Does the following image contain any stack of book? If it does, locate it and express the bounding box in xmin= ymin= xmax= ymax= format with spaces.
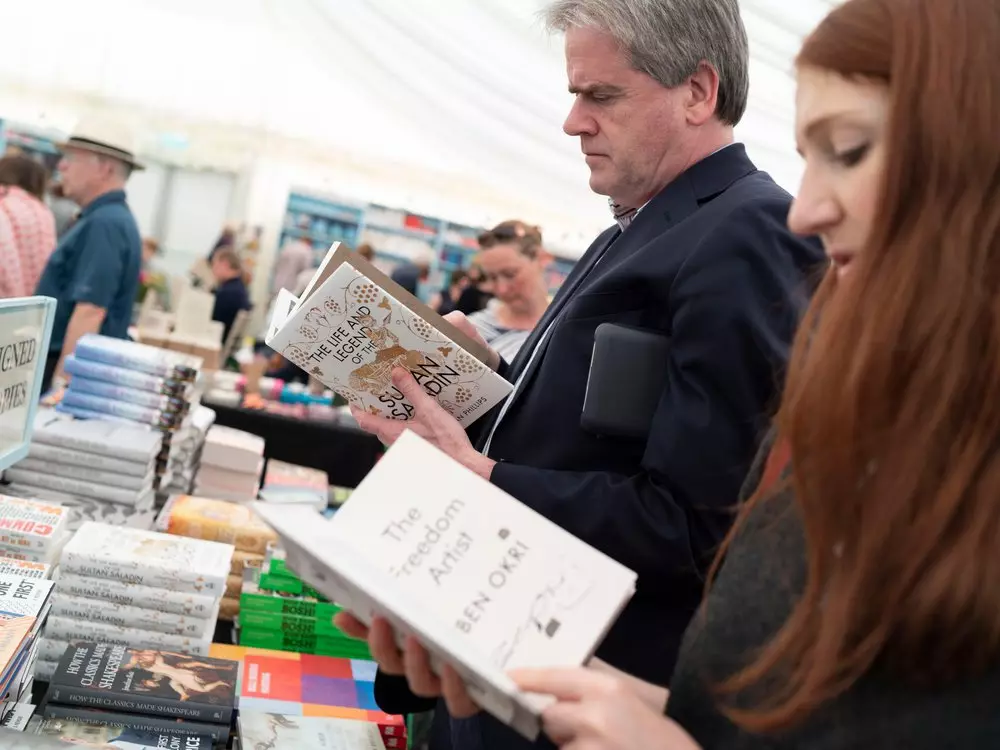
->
xmin=40 ymin=642 xmax=237 ymax=746
xmin=259 ymin=460 xmax=329 ymax=512
xmin=36 ymin=523 xmax=234 ymax=680
xmin=3 ymin=414 xmax=161 ymax=529
xmin=194 ymin=426 xmax=265 ymax=504
xmin=0 ymin=565 xmax=55 ymax=726
xmin=0 ymin=497 xmax=71 ymax=567
xmin=159 ymin=405 xmax=216 ymax=498
xmin=209 ymin=643 xmax=406 ymax=749
xmin=156 ymin=495 xmax=275 ymax=622
xmin=238 ymin=548 xmax=370 ymax=659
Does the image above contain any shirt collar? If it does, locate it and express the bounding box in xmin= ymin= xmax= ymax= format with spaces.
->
xmin=81 ymin=189 xmax=126 ymax=217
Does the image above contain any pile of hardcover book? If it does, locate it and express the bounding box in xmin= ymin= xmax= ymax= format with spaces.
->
xmin=159 ymin=404 xmax=216 ymax=498
xmin=238 ymin=547 xmax=370 ymax=659
xmin=156 ymin=495 xmax=276 ymax=622
xmin=258 ymin=459 xmax=330 ymax=512
xmin=47 ymin=334 xmax=203 ymax=495
xmin=36 ymin=523 xmax=234 ymax=681
xmin=38 ymin=642 xmax=237 ymax=747
xmin=0 ymin=559 xmax=56 ymax=727
xmin=4 ymin=413 xmax=162 ymax=531
xmin=193 ymin=426 xmax=265 ymax=504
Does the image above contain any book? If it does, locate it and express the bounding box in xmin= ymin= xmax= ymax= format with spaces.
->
xmin=1 ymin=471 xmax=149 ymax=508
xmin=265 ymin=243 xmax=513 ymax=428
xmin=0 ymin=574 xmax=53 ymax=622
xmin=40 ymin=704 xmax=227 ymax=744
xmin=237 ymin=712 xmax=385 ymax=750
xmin=42 ymin=617 xmax=215 ymax=657
xmin=53 ymin=572 xmax=217 ymax=618
xmin=1 ymin=702 xmax=34 ymax=730
xmin=48 ymin=595 xmax=212 ymax=638
xmin=199 ymin=426 xmax=264 ymax=473
xmin=239 ymin=578 xmax=341 ymax=620
xmin=0 ymin=560 xmax=49 ymax=580
xmin=156 ymin=496 xmax=277 ymax=555
xmin=13 ymin=458 xmax=154 ymax=492
xmin=27 ymin=442 xmax=153 ymax=478
xmin=34 ymin=716 xmax=213 ymax=749
xmin=32 ymin=410 xmax=162 ymax=464
xmin=63 ymin=355 xmax=193 ymax=398
xmin=0 ymin=497 xmax=70 ymax=555
xmin=252 ymin=430 xmax=638 ymax=740
xmin=260 ymin=460 xmax=329 ymax=510
xmin=58 ymin=391 xmax=185 ymax=429
xmin=59 ymin=523 xmax=234 ymax=596
xmin=73 ymin=335 xmax=200 ymax=381
xmin=46 ymin=643 xmax=238 ymax=724
xmin=237 ymin=628 xmax=371 ymax=659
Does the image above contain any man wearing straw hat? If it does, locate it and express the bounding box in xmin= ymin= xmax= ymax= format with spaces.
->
xmin=35 ymin=117 xmax=145 ymax=392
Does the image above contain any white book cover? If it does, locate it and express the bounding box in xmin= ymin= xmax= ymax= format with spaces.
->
xmin=265 ymin=244 xmax=512 ymax=428
xmin=0 ymin=561 xmax=49 ymax=580
xmin=48 ymin=593 xmax=211 ymax=637
xmin=42 ymin=614 xmax=214 ymax=656
xmin=0 ymin=575 xmax=53 ymax=621
xmin=59 ymin=522 xmax=233 ymax=595
xmin=0 ymin=497 xmax=70 ymax=553
xmin=52 ymin=571 xmax=217 ymax=618
xmin=252 ymin=431 xmax=637 ymax=739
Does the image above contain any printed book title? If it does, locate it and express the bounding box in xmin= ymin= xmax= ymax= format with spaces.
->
xmin=0 ymin=336 xmax=37 ymax=417
xmin=64 ymin=643 xmax=126 ymax=689
xmin=382 ymin=499 xmax=530 ymax=634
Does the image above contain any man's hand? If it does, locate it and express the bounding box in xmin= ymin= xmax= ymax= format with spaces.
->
xmin=351 ymin=368 xmax=496 ymax=480
xmin=333 ymin=612 xmax=480 ymax=717
xmin=443 ymin=311 xmax=500 ymax=371
xmin=511 ymin=667 xmax=700 ymax=750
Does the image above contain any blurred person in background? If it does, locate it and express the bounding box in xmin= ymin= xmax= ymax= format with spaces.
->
xmin=36 ymin=119 xmax=143 ymax=392
xmin=208 ymin=224 xmax=237 ymax=261
xmin=454 ymin=264 xmax=492 ymax=315
xmin=467 ymin=221 xmax=551 ymax=360
xmin=137 ymin=237 xmax=169 ymax=308
xmin=355 ymin=242 xmax=376 ymax=263
xmin=271 ymin=235 xmax=313 ymax=296
xmin=47 ymin=181 xmax=79 ymax=238
xmin=210 ymin=247 xmax=252 ymax=344
xmin=0 ymin=154 xmax=57 ymax=298
xmin=432 ymin=268 xmax=470 ymax=315
xmin=390 ymin=254 xmax=431 ymax=297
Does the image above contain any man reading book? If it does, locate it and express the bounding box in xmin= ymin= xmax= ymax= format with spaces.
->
xmin=346 ymin=1 xmax=824 ymax=748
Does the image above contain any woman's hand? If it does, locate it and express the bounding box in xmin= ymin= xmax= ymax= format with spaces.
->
xmin=511 ymin=667 xmax=701 ymax=750
xmin=333 ymin=612 xmax=481 ymax=717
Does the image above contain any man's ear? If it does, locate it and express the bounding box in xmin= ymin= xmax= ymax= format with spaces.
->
xmin=685 ymin=61 xmax=721 ymax=126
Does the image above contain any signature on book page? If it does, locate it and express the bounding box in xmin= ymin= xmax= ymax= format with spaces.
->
xmin=491 ymin=562 xmax=594 ymax=669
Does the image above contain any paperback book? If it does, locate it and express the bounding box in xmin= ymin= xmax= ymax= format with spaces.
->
xmin=34 ymin=716 xmax=213 ymax=749
xmin=265 ymin=243 xmax=512 ymax=428
xmin=0 ymin=497 xmax=70 ymax=555
xmin=252 ymin=430 xmax=637 ymax=739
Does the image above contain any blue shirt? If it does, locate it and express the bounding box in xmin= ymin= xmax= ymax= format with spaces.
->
xmin=212 ymin=276 xmax=252 ymax=343
xmin=35 ymin=189 xmax=142 ymax=353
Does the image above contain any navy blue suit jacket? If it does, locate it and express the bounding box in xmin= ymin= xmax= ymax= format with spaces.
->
xmin=375 ymin=144 xmax=825 ymax=750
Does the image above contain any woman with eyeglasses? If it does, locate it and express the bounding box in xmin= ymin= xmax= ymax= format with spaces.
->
xmin=342 ymin=0 xmax=1000 ymax=746
xmin=463 ymin=220 xmax=552 ymax=362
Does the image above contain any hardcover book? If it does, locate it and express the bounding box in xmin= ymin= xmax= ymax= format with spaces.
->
xmin=42 ymin=616 xmax=215 ymax=657
xmin=156 ymin=495 xmax=277 ymax=555
xmin=46 ymin=643 xmax=238 ymax=724
xmin=32 ymin=410 xmax=162 ymax=464
xmin=59 ymin=523 xmax=234 ymax=596
xmin=53 ymin=572 xmax=217 ymax=619
xmin=252 ymin=430 xmax=637 ymax=739
xmin=73 ymin=335 xmax=200 ymax=381
xmin=265 ymin=243 xmax=512 ymax=428
xmin=237 ymin=712 xmax=385 ymax=750
xmin=34 ymin=716 xmax=212 ymax=749
xmin=0 ymin=497 xmax=70 ymax=554
xmin=48 ymin=595 xmax=212 ymax=638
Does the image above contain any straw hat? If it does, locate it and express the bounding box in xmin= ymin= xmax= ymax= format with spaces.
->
xmin=59 ymin=116 xmax=145 ymax=170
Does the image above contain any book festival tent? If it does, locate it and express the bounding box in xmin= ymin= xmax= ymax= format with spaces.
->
xmin=0 ymin=0 xmax=838 ymax=296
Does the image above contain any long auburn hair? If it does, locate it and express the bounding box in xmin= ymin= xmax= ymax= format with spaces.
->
xmin=712 ymin=0 xmax=1000 ymax=732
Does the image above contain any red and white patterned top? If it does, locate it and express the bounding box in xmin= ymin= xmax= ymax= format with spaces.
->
xmin=0 ymin=185 xmax=58 ymax=298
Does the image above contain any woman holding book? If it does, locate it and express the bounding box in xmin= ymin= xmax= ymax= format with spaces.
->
xmin=339 ymin=0 xmax=1000 ymax=746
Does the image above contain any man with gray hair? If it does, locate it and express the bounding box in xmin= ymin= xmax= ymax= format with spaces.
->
xmin=348 ymin=2 xmax=823 ymax=748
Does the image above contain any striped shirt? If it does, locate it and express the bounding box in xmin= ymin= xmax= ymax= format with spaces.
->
xmin=467 ymin=305 xmax=533 ymax=364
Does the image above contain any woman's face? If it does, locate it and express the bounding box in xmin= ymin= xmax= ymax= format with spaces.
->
xmin=788 ymin=66 xmax=889 ymax=278
xmin=477 ymin=243 xmax=545 ymax=311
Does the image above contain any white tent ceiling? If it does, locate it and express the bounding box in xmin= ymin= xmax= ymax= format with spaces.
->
xmin=0 ymin=0 xmax=838 ymax=254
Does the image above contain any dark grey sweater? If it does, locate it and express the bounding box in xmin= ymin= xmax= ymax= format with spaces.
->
xmin=667 ymin=456 xmax=1000 ymax=748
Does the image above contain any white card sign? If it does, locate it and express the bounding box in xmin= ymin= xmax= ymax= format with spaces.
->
xmin=0 ymin=297 xmax=55 ymax=473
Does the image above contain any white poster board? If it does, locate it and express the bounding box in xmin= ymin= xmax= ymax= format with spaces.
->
xmin=0 ymin=296 xmax=56 ymax=472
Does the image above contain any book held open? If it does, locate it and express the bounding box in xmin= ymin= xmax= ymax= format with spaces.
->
xmin=265 ymin=243 xmax=513 ymax=427
xmin=253 ymin=430 xmax=637 ymax=739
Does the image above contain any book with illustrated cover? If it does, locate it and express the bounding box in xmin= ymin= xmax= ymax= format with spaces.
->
xmin=34 ymin=716 xmax=212 ymax=749
xmin=0 ymin=574 xmax=53 ymax=622
xmin=0 ymin=497 xmax=70 ymax=554
xmin=265 ymin=243 xmax=512 ymax=428
xmin=59 ymin=523 xmax=233 ymax=596
xmin=237 ymin=712 xmax=385 ymax=750
xmin=156 ymin=495 xmax=277 ymax=555
xmin=52 ymin=572 xmax=216 ymax=618
xmin=46 ymin=643 xmax=238 ymax=725
xmin=40 ymin=704 xmax=227 ymax=744
xmin=259 ymin=460 xmax=329 ymax=510
xmin=252 ymin=430 xmax=637 ymax=740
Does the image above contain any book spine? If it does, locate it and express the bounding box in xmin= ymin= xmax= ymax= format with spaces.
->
xmin=61 ymin=391 xmax=183 ymax=426
xmin=2 ymin=469 xmax=146 ymax=508
xmin=27 ymin=442 xmax=152 ymax=477
xmin=14 ymin=458 xmax=151 ymax=492
xmin=59 ymin=551 xmax=226 ymax=596
xmin=41 ymin=704 xmax=227 ymax=742
xmin=64 ymin=355 xmax=190 ymax=396
xmin=238 ymin=608 xmax=344 ymax=636
xmin=55 ymin=572 xmax=217 ymax=617
xmin=49 ymin=594 xmax=211 ymax=637
xmin=33 ymin=429 xmax=159 ymax=465
xmin=74 ymin=338 xmax=198 ymax=381
xmin=68 ymin=375 xmax=184 ymax=412
xmin=239 ymin=592 xmax=340 ymax=619
xmin=42 ymin=616 xmax=212 ymax=656
xmin=46 ymin=683 xmax=233 ymax=725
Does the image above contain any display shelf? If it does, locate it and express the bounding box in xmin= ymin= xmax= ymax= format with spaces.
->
xmin=0 ymin=296 xmax=56 ymax=473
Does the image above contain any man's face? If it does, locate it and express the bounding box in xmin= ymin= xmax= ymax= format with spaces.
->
xmin=563 ymin=27 xmax=689 ymax=208
xmin=57 ymin=147 xmax=104 ymax=204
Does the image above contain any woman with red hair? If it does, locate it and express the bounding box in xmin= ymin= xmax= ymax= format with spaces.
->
xmin=343 ymin=0 xmax=1000 ymax=746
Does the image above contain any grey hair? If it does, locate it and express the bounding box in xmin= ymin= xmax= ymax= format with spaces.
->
xmin=543 ymin=0 xmax=749 ymax=126
xmin=97 ymin=154 xmax=133 ymax=181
